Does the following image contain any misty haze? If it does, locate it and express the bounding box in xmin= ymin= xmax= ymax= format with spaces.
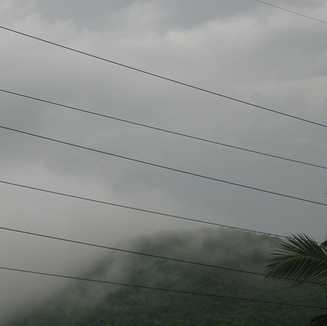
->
xmin=0 ymin=0 xmax=326 ymax=325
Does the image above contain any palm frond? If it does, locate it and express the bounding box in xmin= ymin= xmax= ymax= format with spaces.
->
xmin=266 ymin=234 xmax=327 ymax=289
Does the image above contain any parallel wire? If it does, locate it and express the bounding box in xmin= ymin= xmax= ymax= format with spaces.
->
xmin=0 ymin=225 xmax=323 ymax=286
xmin=1 ymin=8 xmax=326 ymax=315
xmin=1 ymin=89 xmax=326 ymax=171
xmin=0 ymin=225 xmax=276 ymax=278
xmin=0 ymin=25 xmax=326 ymax=129
xmin=0 ymin=225 xmax=320 ymax=287
xmin=0 ymin=179 xmax=282 ymax=237
xmin=1 ymin=265 xmax=326 ymax=309
xmin=254 ymin=0 xmax=327 ymax=24
xmin=0 ymin=225 xmax=321 ymax=285
xmin=1 ymin=125 xmax=327 ymax=207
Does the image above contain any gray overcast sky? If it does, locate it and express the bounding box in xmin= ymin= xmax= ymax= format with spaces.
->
xmin=0 ymin=0 xmax=326 ymax=321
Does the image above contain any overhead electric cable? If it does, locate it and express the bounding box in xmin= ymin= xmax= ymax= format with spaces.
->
xmin=0 ymin=179 xmax=282 ymax=237
xmin=1 ymin=265 xmax=326 ymax=309
xmin=0 ymin=225 xmax=321 ymax=286
xmin=0 ymin=225 xmax=280 ymax=279
xmin=0 ymin=25 xmax=326 ymax=128
xmin=1 ymin=125 xmax=326 ymax=207
xmin=0 ymin=225 xmax=318 ymax=287
xmin=254 ymin=0 xmax=327 ymax=24
xmin=1 ymin=89 xmax=326 ymax=171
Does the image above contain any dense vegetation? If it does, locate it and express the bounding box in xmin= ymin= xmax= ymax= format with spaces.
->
xmin=5 ymin=228 xmax=327 ymax=325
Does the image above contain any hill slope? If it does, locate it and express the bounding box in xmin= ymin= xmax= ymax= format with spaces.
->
xmin=5 ymin=228 xmax=326 ymax=325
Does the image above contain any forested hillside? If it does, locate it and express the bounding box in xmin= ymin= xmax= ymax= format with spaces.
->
xmin=6 ymin=228 xmax=326 ymax=326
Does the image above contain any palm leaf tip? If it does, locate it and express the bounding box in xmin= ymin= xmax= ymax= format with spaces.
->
xmin=265 ymin=234 xmax=327 ymax=289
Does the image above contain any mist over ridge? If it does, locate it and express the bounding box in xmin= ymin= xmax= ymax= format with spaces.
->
xmin=5 ymin=228 xmax=325 ymax=326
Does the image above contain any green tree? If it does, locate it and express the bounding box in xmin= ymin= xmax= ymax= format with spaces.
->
xmin=266 ymin=234 xmax=327 ymax=326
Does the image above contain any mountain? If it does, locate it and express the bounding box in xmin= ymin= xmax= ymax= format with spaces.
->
xmin=5 ymin=228 xmax=326 ymax=326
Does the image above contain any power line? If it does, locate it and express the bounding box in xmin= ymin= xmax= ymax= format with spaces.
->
xmin=2 ymin=223 xmax=325 ymax=287
xmin=0 ymin=178 xmax=324 ymax=278
xmin=0 ymin=25 xmax=326 ymax=129
xmin=1 ymin=225 xmax=322 ymax=287
xmin=254 ymin=0 xmax=327 ymax=25
xmin=1 ymin=88 xmax=326 ymax=171
xmin=0 ymin=15 xmax=324 ymax=314
xmin=1 ymin=265 xmax=325 ymax=309
xmin=0 ymin=225 xmax=276 ymax=279
xmin=1 ymin=125 xmax=327 ymax=207
xmin=0 ymin=179 xmax=282 ymax=237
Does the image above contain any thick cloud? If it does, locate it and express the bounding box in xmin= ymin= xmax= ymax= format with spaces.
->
xmin=0 ymin=0 xmax=326 ymax=321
